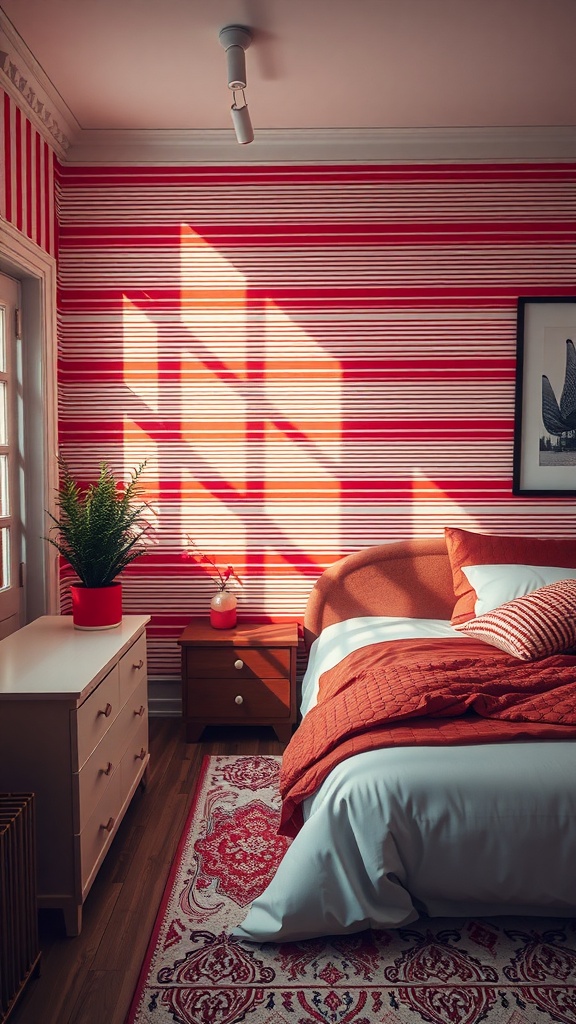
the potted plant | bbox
[46,458,151,629]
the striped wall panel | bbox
[1,89,57,257]
[56,163,576,681]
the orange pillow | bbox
[444,527,576,625]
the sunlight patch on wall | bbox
[179,501,247,553]
[263,299,343,569]
[121,295,161,516]
[177,221,249,505]
[178,223,248,352]
[121,419,159,498]
[122,296,159,412]
[411,472,480,536]
[173,226,345,589]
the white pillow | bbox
[462,564,576,616]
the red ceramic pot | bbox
[70,582,122,630]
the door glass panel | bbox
[0,455,7,516]
[0,527,9,589]
[0,383,6,445]
[0,308,5,372]
[0,274,21,631]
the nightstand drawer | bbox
[192,676,291,720]
[188,646,291,680]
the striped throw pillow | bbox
[455,578,576,660]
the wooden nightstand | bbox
[178,620,299,743]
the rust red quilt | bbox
[279,637,576,837]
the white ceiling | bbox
[2,0,576,161]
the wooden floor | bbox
[10,716,285,1024]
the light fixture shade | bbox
[231,103,254,145]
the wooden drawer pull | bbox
[135,705,146,717]
[234,694,244,705]
[102,817,115,833]
[234,659,244,670]
[99,702,113,718]
[102,761,114,776]
[133,659,144,670]
[137,747,147,760]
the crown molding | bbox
[0,14,78,158]
[66,125,576,165]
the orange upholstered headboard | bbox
[304,537,455,647]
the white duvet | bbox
[233,617,576,943]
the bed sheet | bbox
[300,616,462,716]
[233,617,576,943]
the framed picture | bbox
[513,297,576,496]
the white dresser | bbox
[0,614,150,936]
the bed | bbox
[233,529,576,943]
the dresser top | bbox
[0,615,150,700]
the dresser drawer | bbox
[117,676,148,749]
[75,664,121,769]
[78,770,122,893]
[74,723,120,834]
[188,646,290,680]
[74,675,148,832]
[119,632,147,704]
[120,715,149,797]
[191,676,291,720]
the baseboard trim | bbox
[149,696,182,717]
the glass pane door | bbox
[0,274,23,638]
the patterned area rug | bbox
[126,754,576,1024]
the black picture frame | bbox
[513,297,576,496]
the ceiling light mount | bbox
[219,24,254,145]
[219,25,252,90]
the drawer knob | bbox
[234,659,244,670]
[102,817,115,833]
[137,747,147,761]
[103,761,114,776]
[135,705,146,717]
[133,659,144,670]
[100,702,113,718]
[235,694,244,705]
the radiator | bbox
[0,795,41,1023]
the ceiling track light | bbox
[219,25,254,145]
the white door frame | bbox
[0,220,59,618]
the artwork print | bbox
[541,334,576,466]
[513,298,576,495]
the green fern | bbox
[45,459,151,587]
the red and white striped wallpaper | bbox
[2,85,575,682]
[1,90,57,257]
[55,163,576,679]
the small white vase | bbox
[210,590,237,629]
